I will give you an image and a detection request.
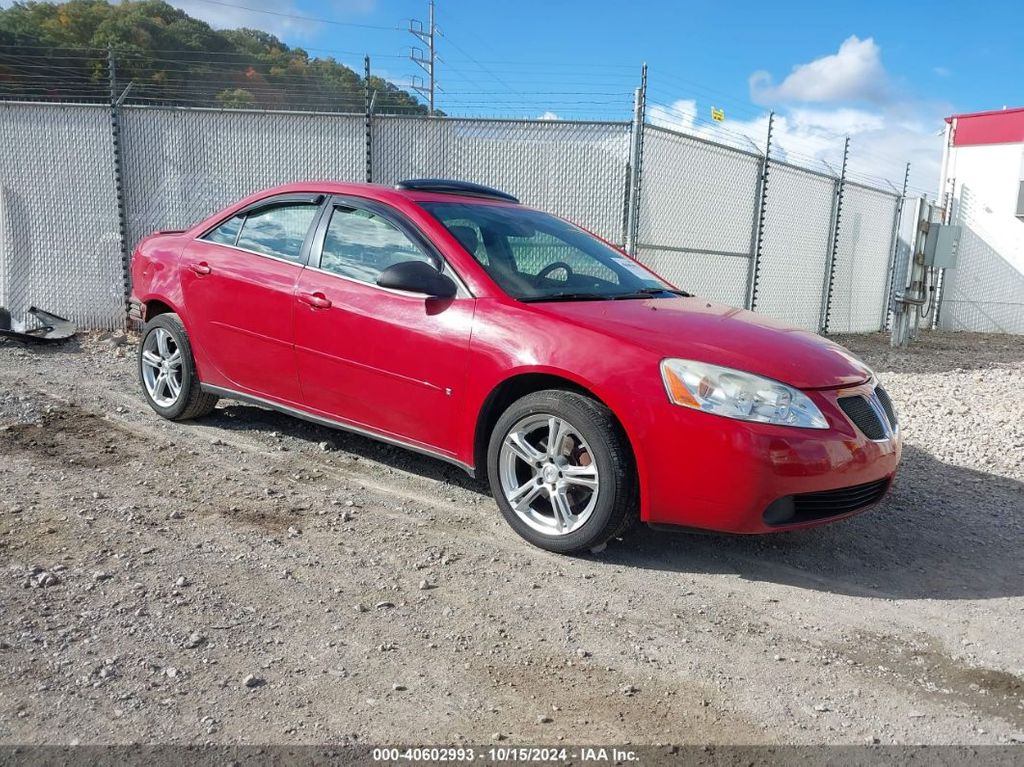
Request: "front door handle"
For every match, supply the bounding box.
[188,262,211,276]
[298,291,332,310]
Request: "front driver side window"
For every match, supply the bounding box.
[319,206,433,284]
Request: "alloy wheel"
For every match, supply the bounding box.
[141,327,183,408]
[498,413,600,536]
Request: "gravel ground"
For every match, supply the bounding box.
[0,329,1022,746]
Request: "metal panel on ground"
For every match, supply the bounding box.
[373,117,631,244]
[0,103,122,329]
[827,183,900,333]
[120,107,364,250]
[756,164,837,331]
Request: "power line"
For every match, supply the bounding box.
[183,0,404,30]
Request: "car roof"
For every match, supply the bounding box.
[251,180,523,209]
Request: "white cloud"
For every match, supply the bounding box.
[538,111,562,121]
[648,99,696,131]
[933,66,951,77]
[645,37,947,193]
[646,98,943,194]
[165,0,377,40]
[169,0,320,38]
[750,36,889,105]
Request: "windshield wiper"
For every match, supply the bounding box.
[520,292,615,303]
[609,287,692,300]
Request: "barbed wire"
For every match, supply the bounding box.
[0,33,932,193]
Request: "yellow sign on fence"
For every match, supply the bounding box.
[711,107,725,122]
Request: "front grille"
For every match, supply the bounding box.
[763,478,891,526]
[837,395,886,440]
[874,385,897,429]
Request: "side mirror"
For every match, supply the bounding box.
[376,260,458,298]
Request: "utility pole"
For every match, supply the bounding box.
[409,0,436,115]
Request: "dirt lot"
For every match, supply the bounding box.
[0,329,1022,746]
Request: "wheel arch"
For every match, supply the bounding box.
[143,297,177,320]
[137,293,212,382]
[472,371,642,501]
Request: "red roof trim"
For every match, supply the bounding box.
[945,106,1024,122]
[945,107,1024,147]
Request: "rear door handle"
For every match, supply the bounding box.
[298,291,332,309]
[188,262,211,276]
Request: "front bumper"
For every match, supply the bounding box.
[639,380,901,533]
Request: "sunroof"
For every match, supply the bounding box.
[395,179,519,203]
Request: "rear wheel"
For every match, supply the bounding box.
[487,390,637,554]
[138,312,218,421]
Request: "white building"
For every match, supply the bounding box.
[938,106,1024,333]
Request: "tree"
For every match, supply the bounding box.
[0,0,429,114]
[216,87,256,109]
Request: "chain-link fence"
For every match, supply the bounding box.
[373,116,631,244]
[0,103,123,329]
[755,163,838,330]
[828,182,901,333]
[939,184,1024,333]
[120,106,365,250]
[631,126,906,333]
[633,126,761,308]
[0,100,905,334]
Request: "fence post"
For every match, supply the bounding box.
[881,162,910,331]
[107,48,131,326]
[624,63,647,256]
[364,55,373,183]
[745,111,774,311]
[819,137,849,334]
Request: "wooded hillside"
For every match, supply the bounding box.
[0,0,428,113]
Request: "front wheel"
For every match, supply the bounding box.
[486,390,637,554]
[138,312,218,421]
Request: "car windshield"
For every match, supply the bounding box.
[419,202,680,302]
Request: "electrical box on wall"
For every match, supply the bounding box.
[924,223,962,268]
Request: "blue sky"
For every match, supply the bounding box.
[159,0,1024,192]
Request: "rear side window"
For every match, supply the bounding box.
[319,206,433,283]
[235,204,319,263]
[204,215,243,246]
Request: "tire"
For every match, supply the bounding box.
[486,389,637,554]
[138,312,218,421]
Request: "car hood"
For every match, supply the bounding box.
[532,297,872,390]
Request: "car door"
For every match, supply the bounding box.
[180,193,324,406]
[293,196,475,455]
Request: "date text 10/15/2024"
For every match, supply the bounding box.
[371,747,640,762]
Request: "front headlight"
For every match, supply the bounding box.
[660,358,828,429]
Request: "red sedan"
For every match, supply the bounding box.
[130,179,901,554]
